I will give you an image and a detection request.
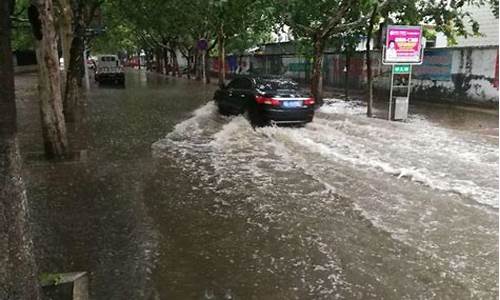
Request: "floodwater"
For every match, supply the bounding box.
[16,70,498,299]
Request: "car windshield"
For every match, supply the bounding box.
[101,56,116,62]
[257,79,298,91]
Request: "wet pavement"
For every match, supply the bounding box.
[16,70,498,299]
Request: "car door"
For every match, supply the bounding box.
[216,79,236,112]
[215,85,229,107]
[227,78,253,114]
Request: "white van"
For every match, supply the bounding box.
[95,55,125,85]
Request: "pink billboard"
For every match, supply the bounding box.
[385,25,423,63]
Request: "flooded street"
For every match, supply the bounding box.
[17,70,498,299]
[151,101,498,299]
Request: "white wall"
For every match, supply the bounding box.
[454,5,499,47]
[370,46,498,103]
[407,47,497,102]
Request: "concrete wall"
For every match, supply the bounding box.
[454,5,499,47]
[210,45,499,104]
[372,47,499,104]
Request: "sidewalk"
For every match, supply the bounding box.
[15,70,216,299]
[321,84,499,115]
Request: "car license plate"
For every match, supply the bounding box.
[283,100,302,108]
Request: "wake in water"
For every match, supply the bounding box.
[152,100,498,298]
[318,100,499,208]
[155,100,498,209]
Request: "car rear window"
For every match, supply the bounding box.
[228,78,252,89]
[101,56,116,62]
[257,79,298,91]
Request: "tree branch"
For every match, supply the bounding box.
[10,16,29,23]
[136,30,160,49]
[330,0,390,36]
[320,1,351,39]
[282,12,315,36]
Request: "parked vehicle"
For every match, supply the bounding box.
[59,57,64,71]
[95,55,125,85]
[214,75,315,126]
[87,58,96,70]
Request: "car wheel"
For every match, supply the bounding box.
[218,105,231,116]
[238,106,246,115]
[247,107,267,128]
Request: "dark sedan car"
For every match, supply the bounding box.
[214,76,315,126]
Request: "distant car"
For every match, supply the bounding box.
[214,76,315,126]
[59,57,64,71]
[95,55,125,85]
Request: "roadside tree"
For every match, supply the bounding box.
[28,0,68,158]
[277,0,385,105]
[58,0,103,121]
[363,0,498,117]
[1,0,41,298]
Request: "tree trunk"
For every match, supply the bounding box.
[202,50,207,83]
[137,49,141,69]
[311,38,325,106]
[182,50,191,79]
[155,47,162,73]
[64,34,83,122]
[185,55,191,79]
[1,1,41,298]
[162,46,168,74]
[56,0,72,91]
[0,1,16,135]
[63,1,84,122]
[238,55,243,74]
[366,5,378,117]
[170,48,180,77]
[160,48,164,74]
[149,49,154,71]
[0,138,41,300]
[146,49,153,70]
[194,49,201,80]
[376,14,387,50]
[204,54,210,84]
[344,49,350,100]
[217,24,225,86]
[29,0,68,158]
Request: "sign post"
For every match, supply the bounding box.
[382,25,424,121]
[393,65,410,74]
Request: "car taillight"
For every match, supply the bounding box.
[256,96,280,106]
[304,98,315,106]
